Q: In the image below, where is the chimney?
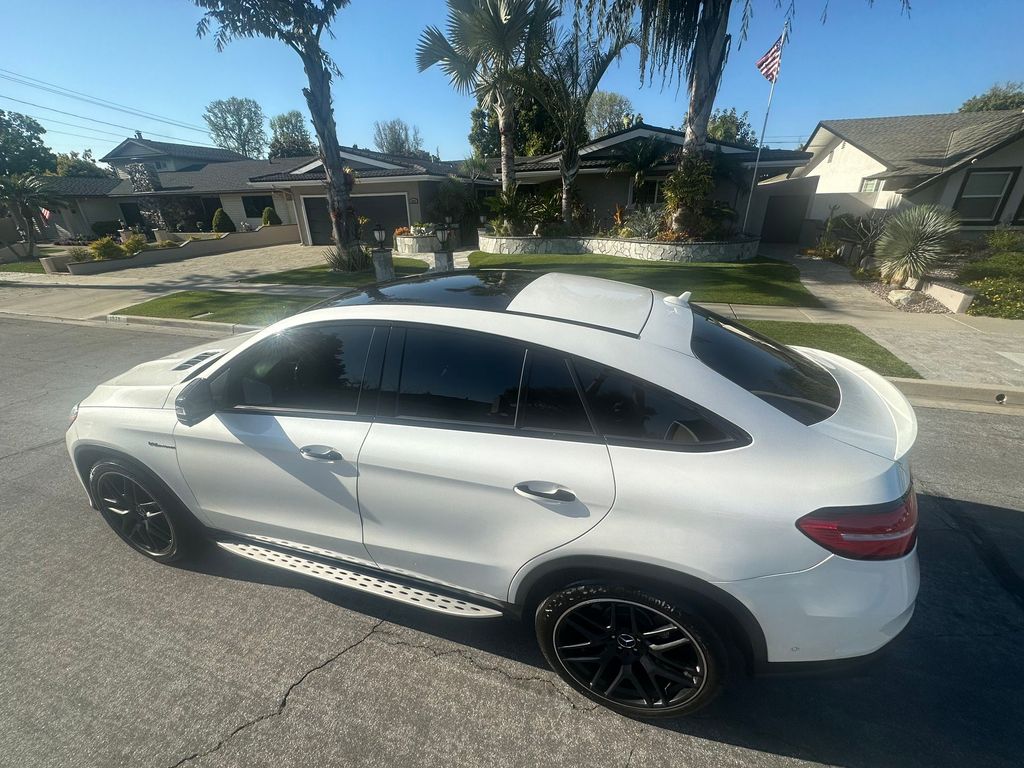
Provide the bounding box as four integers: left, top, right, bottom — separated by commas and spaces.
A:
135, 130, 143, 139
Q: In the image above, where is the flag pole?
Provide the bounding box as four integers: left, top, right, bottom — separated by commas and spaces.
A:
742, 21, 789, 235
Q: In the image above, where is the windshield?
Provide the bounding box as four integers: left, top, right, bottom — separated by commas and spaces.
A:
689, 306, 840, 426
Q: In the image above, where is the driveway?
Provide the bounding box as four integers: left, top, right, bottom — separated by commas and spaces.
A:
2, 317, 1023, 768
0, 244, 325, 321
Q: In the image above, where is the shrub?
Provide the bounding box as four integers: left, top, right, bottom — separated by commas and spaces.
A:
965, 277, 1024, 319
956, 251, 1024, 282
875, 205, 960, 283
985, 226, 1024, 253
621, 206, 666, 239
91, 220, 121, 238
323, 243, 370, 272
261, 206, 282, 226
121, 234, 147, 256
530, 193, 563, 227
89, 237, 126, 261
211, 208, 236, 233
484, 186, 532, 235
149, 240, 179, 250
67, 246, 92, 263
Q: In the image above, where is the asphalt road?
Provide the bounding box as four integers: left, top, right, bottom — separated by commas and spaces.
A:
1, 317, 1022, 768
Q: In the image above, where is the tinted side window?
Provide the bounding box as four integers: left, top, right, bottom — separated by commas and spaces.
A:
397, 328, 525, 427
520, 350, 592, 434
213, 324, 374, 413
574, 361, 737, 448
688, 307, 840, 426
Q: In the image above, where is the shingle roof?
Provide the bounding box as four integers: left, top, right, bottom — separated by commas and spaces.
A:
100, 138, 248, 163
250, 146, 489, 183
817, 111, 1024, 178
514, 147, 811, 172
37, 176, 124, 196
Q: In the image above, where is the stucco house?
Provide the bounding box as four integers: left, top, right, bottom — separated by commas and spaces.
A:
749, 110, 1024, 243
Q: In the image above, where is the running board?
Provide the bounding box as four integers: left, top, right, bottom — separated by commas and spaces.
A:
216, 541, 503, 618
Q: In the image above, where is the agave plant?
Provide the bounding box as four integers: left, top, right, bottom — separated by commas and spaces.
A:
875, 205, 960, 284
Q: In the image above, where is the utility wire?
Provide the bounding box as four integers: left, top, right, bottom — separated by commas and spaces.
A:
41, 128, 120, 143
0, 93, 221, 147
21, 113, 126, 139
0, 68, 209, 133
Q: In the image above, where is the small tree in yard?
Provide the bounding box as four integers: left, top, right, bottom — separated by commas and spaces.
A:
211, 208, 236, 232
193, 1, 358, 256
0, 175, 64, 258
261, 206, 282, 226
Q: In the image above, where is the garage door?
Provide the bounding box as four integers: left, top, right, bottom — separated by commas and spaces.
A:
303, 195, 410, 246
761, 195, 810, 243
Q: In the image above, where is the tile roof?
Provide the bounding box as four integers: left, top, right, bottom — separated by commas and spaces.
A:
817, 111, 1024, 178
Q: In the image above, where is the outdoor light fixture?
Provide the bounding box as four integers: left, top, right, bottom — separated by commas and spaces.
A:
372, 222, 386, 246
436, 224, 451, 249
479, 214, 487, 225
444, 215, 453, 225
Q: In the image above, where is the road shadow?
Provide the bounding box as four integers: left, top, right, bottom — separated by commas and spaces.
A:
177, 492, 1024, 767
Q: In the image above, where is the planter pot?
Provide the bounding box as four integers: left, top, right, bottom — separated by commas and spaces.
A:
395, 234, 439, 255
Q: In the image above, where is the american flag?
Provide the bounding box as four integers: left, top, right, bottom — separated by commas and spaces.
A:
755, 33, 785, 83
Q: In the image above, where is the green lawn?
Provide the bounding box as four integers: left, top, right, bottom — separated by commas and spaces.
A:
467, 252, 821, 307
0, 260, 44, 273
743, 320, 921, 379
115, 290, 316, 326
241, 257, 430, 287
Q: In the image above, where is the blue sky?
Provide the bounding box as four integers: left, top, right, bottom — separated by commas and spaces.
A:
3, 0, 1021, 161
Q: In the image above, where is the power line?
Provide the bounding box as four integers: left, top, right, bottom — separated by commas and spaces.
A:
0, 68, 210, 134
21, 113, 126, 139
41, 128, 120, 144
0, 93, 222, 147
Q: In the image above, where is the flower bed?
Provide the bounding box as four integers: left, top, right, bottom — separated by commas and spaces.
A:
477, 234, 758, 263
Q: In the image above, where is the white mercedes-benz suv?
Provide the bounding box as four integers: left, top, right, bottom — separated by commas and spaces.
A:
67, 270, 919, 717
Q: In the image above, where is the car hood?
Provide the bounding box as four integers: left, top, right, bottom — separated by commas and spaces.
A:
795, 346, 917, 463
80, 334, 254, 410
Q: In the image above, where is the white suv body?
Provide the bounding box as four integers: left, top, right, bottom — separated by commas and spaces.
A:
67, 271, 919, 716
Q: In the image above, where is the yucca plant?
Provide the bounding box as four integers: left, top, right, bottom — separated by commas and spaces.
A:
875, 205, 960, 284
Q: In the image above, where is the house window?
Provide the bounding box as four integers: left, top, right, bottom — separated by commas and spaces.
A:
954, 169, 1019, 223
859, 178, 884, 193
633, 181, 660, 206
1013, 191, 1024, 225
242, 195, 276, 218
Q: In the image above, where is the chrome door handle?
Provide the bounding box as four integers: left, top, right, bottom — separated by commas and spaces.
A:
514, 482, 577, 503
299, 445, 343, 462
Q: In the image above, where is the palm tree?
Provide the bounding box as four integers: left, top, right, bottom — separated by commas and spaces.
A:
417, 0, 559, 191
0, 175, 64, 258
607, 138, 674, 203
524, 27, 636, 223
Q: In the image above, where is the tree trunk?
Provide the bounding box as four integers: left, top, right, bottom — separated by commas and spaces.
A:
559, 146, 579, 224
301, 49, 353, 251
495, 93, 516, 192
10, 206, 33, 259
683, 0, 732, 151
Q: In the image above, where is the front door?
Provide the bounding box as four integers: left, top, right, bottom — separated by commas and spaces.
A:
174, 322, 380, 563
357, 326, 615, 600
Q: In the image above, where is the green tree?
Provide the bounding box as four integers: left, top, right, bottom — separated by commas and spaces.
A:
54, 149, 113, 178
0, 175, 64, 257
193, 1, 357, 251
525, 28, 636, 222
268, 110, 317, 158
0, 111, 56, 176
706, 107, 757, 148
608, 137, 674, 193
372, 118, 431, 158
573, 1, 909, 150
468, 93, 561, 158
585, 90, 634, 138
203, 97, 267, 157
418, 0, 559, 191
960, 81, 1024, 112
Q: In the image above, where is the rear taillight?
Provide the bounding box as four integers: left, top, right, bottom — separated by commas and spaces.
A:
796, 489, 918, 560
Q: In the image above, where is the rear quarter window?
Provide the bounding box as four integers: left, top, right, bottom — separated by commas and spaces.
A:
688, 306, 840, 426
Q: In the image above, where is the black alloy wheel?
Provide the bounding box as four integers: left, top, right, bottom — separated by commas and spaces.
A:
537, 586, 723, 717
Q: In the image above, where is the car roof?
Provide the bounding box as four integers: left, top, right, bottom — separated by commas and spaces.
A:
316, 269, 656, 336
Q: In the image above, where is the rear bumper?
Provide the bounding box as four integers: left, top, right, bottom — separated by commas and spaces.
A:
716, 548, 919, 667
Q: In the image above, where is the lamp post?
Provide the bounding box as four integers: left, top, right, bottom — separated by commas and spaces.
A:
433, 223, 454, 273
370, 221, 395, 282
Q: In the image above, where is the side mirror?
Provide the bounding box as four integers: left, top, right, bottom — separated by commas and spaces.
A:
175, 378, 215, 426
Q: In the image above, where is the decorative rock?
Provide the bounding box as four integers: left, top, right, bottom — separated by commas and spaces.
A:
888, 289, 925, 307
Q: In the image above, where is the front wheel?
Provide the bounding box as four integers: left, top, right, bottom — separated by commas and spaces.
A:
536, 584, 725, 717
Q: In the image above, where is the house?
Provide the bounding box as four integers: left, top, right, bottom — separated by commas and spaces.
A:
38, 140, 488, 247
507, 122, 812, 226
750, 110, 1024, 243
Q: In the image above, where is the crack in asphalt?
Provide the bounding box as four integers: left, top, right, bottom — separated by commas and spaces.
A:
0, 437, 64, 464
373, 631, 601, 714
165, 619, 385, 768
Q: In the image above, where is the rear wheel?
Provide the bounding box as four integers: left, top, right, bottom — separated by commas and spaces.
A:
536, 584, 724, 717
89, 460, 198, 563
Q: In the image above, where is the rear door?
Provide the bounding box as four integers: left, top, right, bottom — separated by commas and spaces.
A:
357, 326, 615, 600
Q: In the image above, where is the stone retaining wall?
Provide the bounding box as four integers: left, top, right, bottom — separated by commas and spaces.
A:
478, 234, 758, 262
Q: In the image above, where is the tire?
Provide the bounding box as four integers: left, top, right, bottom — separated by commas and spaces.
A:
88, 459, 199, 564
536, 583, 725, 717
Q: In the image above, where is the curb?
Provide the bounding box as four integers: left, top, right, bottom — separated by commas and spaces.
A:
106, 314, 260, 335
886, 377, 1024, 415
